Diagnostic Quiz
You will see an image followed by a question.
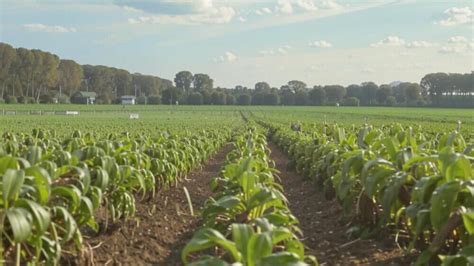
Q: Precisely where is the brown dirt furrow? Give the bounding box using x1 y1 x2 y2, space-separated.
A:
67 143 233 266
268 143 412 266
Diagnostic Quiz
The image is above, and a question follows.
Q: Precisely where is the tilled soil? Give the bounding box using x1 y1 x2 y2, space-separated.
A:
268 143 415 266
66 144 232 266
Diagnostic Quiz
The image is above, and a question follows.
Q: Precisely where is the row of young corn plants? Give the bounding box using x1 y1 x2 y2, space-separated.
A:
182 126 317 265
0 128 230 265
263 120 473 265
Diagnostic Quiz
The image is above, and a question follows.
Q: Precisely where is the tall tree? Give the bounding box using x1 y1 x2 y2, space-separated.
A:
35 51 59 101
309 87 326 105
255 82 270 92
287 80 307 92
405 83 421 105
174 71 193 92
294 90 308 105
58 59 83 96
323 85 346 103
263 92 279 105
193 73 213 92
376 84 391 105
0 43 16 98
360 82 378 105
280 86 295 105
251 92 264 105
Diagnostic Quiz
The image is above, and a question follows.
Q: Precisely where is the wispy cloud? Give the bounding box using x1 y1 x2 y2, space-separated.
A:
296 0 318 11
438 6 473 26
438 46 464 54
308 40 332 48
214 51 238 63
23 23 76 33
275 0 293 14
370 36 405 47
122 5 142 13
260 44 292 56
448 36 467 43
128 0 236 25
321 0 344 10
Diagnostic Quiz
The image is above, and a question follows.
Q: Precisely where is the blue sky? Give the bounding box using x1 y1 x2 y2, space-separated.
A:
0 0 472 88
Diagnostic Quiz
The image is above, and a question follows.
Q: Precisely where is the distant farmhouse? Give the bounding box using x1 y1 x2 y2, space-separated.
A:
71 91 96 104
121 95 136 105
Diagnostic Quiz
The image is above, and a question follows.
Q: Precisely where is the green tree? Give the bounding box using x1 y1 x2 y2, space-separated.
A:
187 92 203 105
174 71 193 92
226 94 235 105
294 90 308 105
343 97 360 106
162 87 182 105
360 82 378 105
0 43 16 98
309 87 326 105
376 84 391 105
148 95 161 105
280 86 295 105
263 92 279 105
211 91 226 105
237 94 251 105
323 85 346 104
287 80 306 92
193 73 213 92
405 83 421 105
252 92 264 105
255 82 270 92
58 59 83 97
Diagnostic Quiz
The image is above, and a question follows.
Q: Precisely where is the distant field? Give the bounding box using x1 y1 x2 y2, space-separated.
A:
0 104 472 135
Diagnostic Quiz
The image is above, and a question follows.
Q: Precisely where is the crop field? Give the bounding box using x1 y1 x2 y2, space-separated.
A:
0 105 473 265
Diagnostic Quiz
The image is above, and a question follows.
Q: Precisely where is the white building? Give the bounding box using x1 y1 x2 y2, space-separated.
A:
121 95 136 105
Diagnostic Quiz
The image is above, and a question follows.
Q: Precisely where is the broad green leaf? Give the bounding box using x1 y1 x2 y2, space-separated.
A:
258 252 306 266
247 233 272 266
232 223 253 260
430 181 461 233
3 169 25 205
15 199 50 235
5 207 32 242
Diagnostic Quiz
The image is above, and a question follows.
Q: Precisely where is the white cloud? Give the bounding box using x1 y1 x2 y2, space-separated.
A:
214 51 238 63
296 0 318 11
255 7 272 16
260 45 291 56
23 23 76 33
448 36 467 43
276 0 293 14
262 7 272 14
438 6 473 26
320 0 344 10
122 5 142 12
277 47 288 55
128 1 236 25
406 40 435 48
370 36 405 47
238 16 246 22
308 40 332 48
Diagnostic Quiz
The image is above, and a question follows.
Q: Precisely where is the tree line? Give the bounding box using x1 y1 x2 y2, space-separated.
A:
0 42 172 104
0 42 472 107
